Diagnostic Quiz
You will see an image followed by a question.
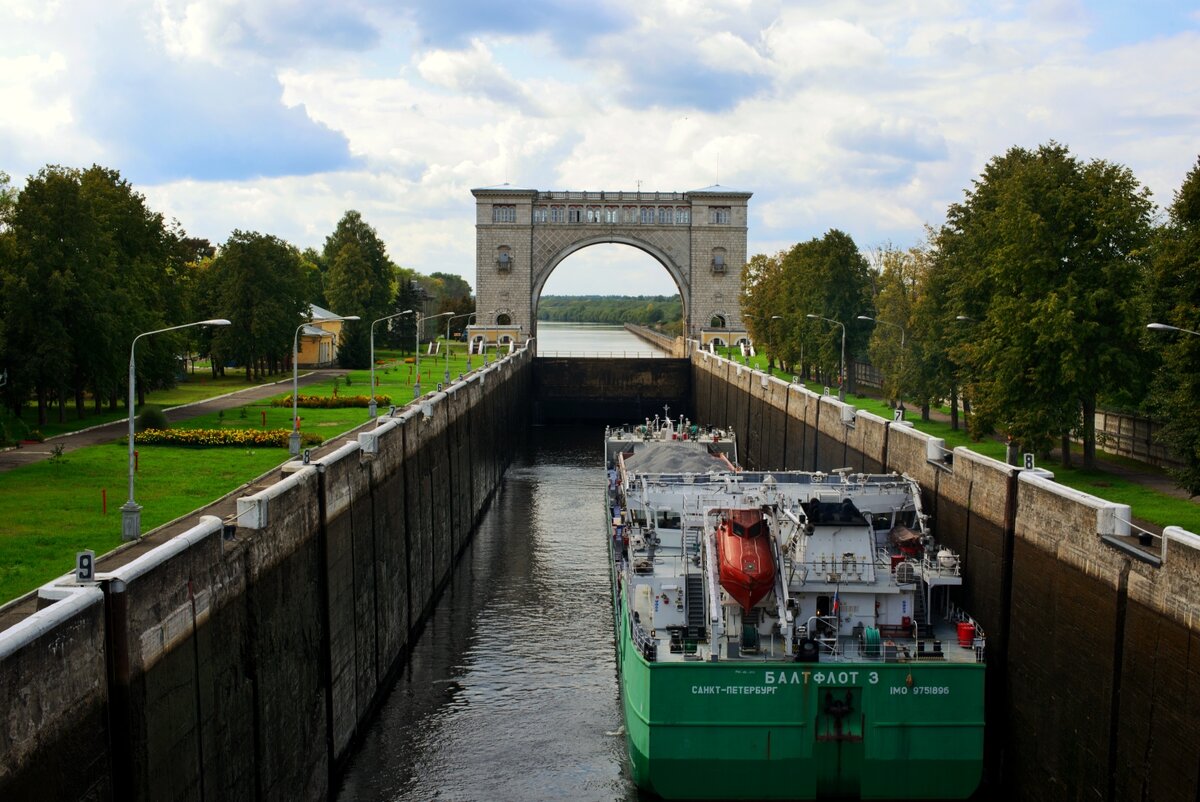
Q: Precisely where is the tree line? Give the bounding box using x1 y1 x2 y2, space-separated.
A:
0 165 471 429
741 143 1200 491
537 295 683 329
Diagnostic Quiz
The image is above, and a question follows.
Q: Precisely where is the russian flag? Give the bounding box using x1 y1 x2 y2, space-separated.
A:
832 588 840 614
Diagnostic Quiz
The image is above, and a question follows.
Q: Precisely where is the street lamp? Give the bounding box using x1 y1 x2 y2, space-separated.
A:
291 313 360 456
369 309 413 418
123 318 231 541
806 314 846 401
857 315 907 411
444 311 477 382
415 311 453 398
1148 322 1200 336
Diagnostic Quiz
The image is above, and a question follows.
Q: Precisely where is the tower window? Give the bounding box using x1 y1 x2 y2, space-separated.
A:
493 205 516 223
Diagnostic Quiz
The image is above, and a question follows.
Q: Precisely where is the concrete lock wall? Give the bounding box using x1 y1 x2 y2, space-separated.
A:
532 356 691 424
0 349 531 801
691 349 1200 799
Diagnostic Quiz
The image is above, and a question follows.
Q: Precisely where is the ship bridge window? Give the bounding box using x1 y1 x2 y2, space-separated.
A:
802 498 868 526
655 511 682 529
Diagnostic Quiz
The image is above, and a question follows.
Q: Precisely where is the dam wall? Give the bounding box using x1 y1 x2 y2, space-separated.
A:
531 357 691 424
622 323 686 356
691 350 1200 800
0 349 531 801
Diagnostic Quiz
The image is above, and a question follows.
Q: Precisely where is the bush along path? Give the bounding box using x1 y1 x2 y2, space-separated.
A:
0 369 343 474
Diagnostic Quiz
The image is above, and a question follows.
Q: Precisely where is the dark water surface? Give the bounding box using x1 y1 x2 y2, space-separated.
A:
336 425 638 802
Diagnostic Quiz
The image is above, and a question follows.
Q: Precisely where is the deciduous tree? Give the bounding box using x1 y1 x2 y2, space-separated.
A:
1146 156 1200 493
942 143 1153 466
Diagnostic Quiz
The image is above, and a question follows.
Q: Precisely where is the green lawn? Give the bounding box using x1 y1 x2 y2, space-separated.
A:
0 444 287 603
1 342 482 442
0 340 492 604
6 373 286 440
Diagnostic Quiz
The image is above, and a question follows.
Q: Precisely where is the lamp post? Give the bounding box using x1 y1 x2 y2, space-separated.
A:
415 311 453 398
445 311 477 382
857 314 907 411
369 309 413 418
1148 322 1200 337
806 314 846 401
465 309 495 371
292 313 360 456
123 318 231 541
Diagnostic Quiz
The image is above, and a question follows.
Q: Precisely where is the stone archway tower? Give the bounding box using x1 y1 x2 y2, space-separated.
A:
471 185 751 345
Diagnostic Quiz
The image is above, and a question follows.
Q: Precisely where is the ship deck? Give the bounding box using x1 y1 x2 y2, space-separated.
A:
609 466 983 668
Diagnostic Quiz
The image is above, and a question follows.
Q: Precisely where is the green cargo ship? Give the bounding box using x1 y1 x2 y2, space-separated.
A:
605 417 985 799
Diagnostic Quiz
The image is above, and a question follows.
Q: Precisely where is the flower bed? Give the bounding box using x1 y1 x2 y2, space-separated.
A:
134 428 322 447
270 394 390 409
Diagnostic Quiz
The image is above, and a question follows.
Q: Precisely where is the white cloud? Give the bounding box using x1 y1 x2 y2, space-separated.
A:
763 16 886 77
2 0 1198 296
416 39 537 111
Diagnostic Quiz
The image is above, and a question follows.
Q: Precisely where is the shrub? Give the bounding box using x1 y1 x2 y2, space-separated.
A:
135 428 322 447
270 394 390 409
137 405 169 432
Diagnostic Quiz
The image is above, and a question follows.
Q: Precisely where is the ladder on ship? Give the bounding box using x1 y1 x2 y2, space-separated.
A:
685 574 706 638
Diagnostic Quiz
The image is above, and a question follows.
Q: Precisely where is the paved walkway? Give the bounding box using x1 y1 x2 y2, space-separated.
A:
0 370 344 473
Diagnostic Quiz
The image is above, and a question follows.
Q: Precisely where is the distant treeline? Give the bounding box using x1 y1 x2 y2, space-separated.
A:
537 295 683 325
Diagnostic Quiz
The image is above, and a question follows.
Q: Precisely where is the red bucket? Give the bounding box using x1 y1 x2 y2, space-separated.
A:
957 621 976 648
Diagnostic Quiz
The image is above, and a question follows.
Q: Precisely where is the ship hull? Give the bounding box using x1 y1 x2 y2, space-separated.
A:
615 606 984 799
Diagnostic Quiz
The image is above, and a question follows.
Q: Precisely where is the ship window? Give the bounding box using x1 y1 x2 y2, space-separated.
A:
655 511 681 529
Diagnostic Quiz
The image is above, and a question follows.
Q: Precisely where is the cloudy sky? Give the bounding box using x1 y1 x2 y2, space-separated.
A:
3 0 1198 296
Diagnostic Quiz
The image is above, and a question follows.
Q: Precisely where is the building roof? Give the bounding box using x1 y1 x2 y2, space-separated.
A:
307 303 341 320
300 323 335 338
471 183 539 194
687 184 753 197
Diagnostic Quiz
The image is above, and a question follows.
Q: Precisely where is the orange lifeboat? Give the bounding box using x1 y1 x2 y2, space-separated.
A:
716 509 776 611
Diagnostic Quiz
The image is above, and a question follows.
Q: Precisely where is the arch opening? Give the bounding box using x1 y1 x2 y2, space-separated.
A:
534 241 687 341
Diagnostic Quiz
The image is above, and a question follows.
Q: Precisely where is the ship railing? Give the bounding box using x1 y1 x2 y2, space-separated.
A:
805 615 841 656
797 558 872 584
631 616 657 662
945 601 987 664
921 553 962 578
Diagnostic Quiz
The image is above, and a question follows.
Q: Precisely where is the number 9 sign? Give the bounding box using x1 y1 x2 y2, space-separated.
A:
76 550 96 583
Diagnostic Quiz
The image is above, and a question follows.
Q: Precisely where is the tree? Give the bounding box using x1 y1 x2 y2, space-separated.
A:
740 252 786 370
324 211 397 367
430 271 472 315
864 244 922 408
1146 156 1200 493
0 165 178 424
905 235 962 424
942 143 1153 466
202 231 308 381
779 231 873 389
